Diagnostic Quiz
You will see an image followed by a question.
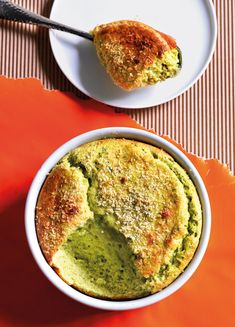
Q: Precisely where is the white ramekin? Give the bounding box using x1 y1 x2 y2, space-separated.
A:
25 127 211 311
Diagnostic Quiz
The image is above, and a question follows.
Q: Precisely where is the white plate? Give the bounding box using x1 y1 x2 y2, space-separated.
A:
49 0 217 109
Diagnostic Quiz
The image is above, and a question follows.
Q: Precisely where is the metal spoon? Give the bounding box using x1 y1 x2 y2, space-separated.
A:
0 0 94 41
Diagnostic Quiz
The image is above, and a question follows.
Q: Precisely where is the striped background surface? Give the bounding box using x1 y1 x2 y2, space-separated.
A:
0 0 234 173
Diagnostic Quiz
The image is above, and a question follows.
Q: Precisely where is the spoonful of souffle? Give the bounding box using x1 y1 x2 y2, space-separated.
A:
0 0 182 91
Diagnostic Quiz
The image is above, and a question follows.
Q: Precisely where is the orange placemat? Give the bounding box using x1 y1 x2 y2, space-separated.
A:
0 77 234 327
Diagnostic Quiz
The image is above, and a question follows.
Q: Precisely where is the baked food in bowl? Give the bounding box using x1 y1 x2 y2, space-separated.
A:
36 138 202 300
25 128 210 310
92 20 181 91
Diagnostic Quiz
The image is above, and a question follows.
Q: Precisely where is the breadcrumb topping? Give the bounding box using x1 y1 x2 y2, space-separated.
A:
92 20 180 90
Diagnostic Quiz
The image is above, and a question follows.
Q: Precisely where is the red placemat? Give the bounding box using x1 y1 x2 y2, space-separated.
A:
0 77 234 327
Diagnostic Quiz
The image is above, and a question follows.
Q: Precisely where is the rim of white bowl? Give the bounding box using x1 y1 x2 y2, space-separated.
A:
49 0 217 109
25 127 211 310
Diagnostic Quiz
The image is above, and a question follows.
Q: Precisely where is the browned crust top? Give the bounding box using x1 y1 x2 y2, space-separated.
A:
94 20 176 59
36 167 82 263
92 20 177 90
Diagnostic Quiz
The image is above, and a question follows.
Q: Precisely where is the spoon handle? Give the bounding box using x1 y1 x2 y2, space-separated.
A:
0 0 93 41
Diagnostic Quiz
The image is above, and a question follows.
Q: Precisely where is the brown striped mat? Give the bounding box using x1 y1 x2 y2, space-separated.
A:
0 0 234 173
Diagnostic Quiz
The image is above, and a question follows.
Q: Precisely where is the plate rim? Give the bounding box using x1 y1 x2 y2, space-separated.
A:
49 0 217 109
